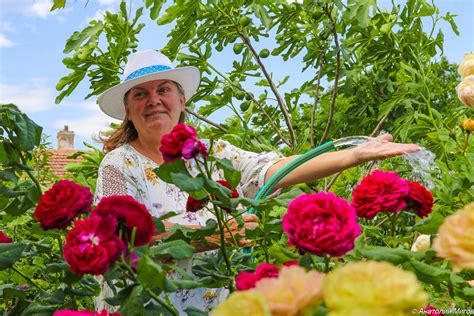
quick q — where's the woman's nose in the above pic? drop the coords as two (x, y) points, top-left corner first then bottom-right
(147, 90), (161, 105)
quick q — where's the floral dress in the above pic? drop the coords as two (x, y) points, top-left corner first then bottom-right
(94, 139), (281, 314)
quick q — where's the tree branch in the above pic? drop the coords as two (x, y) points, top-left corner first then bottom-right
(311, 49), (325, 147)
(238, 31), (297, 149)
(185, 108), (228, 133)
(369, 109), (391, 137)
(319, 6), (341, 145)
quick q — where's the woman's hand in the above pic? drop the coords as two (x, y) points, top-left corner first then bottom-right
(351, 134), (422, 164)
(206, 214), (259, 247)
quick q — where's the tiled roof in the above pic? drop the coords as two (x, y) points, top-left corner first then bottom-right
(48, 149), (84, 178)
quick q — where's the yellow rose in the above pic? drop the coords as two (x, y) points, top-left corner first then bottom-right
(211, 291), (271, 316)
(461, 118), (474, 133)
(458, 53), (474, 78)
(432, 202), (474, 272)
(324, 261), (428, 316)
(411, 234), (431, 252)
(254, 265), (325, 316)
(456, 75), (474, 108)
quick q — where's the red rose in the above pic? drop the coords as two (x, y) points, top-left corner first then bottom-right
(423, 306), (444, 316)
(0, 231), (12, 243)
(186, 196), (206, 212)
(159, 123), (208, 163)
(283, 192), (361, 257)
(54, 309), (121, 316)
(235, 263), (280, 291)
(93, 196), (156, 247)
(405, 181), (434, 218)
(64, 215), (125, 276)
(283, 260), (299, 267)
(351, 170), (409, 219)
(34, 180), (92, 230)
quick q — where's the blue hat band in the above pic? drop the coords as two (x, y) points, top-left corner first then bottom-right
(125, 65), (172, 82)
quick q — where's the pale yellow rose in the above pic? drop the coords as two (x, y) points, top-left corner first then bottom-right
(324, 261), (428, 316)
(411, 234), (431, 252)
(458, 53), (474, 78)
(211, 291), (271, 316)
(432, 202), (474, 272)
(456, 75), (474, 107)
(254, 265), (325, 316)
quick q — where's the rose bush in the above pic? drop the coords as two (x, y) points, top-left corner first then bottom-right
(282, 192), (361, 257)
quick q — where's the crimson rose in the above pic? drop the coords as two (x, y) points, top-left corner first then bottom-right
(405, 181), (434, 218)
(235, 263), (280, 291)
(34, 180), (92, 230)
(93, 196), (156, 247)
(283, 192), (361, 257)
(351, 170), (409, 219)
(64, 215), (125, 275)
(0, 230), (12, 243)
(159, 123), (208, 163)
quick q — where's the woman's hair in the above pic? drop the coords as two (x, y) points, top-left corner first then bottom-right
(98, 81), (186, 153)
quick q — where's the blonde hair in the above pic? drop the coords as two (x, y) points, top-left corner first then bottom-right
(99, 81), (186, 153)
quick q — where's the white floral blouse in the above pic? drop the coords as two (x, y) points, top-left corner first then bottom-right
(94, 139), (281, 313)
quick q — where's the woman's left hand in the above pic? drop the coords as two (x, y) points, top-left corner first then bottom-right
(351, 134), (422, 163)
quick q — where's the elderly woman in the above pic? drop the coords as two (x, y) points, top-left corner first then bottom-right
(95, 49), (420, 312)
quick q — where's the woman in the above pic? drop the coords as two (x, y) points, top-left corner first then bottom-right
(95, 49), (420, 312)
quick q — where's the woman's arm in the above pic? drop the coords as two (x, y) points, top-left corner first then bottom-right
(265, 134), (421, 190)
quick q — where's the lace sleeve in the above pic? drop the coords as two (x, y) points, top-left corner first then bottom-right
(213, 140), (283, 198)
(94, 149), (139, 204)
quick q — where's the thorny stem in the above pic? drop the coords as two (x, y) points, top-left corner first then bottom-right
(311, 49), (325, 147)
(319, 5), (341, 145)
(11, 266), (45, 291)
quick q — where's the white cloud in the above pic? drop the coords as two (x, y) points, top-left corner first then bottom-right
(0, 81), (53, 112)
(0, 33), (15, 47)
(0, 21), (15, 32)
(31, 0), (56, 19)
(52, 112), (120, 143)
(99, 0), (117, 6)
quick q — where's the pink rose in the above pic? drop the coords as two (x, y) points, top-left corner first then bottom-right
(405, 181), (434, 218)
(34, 180), (93, 230)
(424, 305), (444, 316)
(235, 263), (280, 291)
(64, 215), (125, 276)
(351, 170), (409, 219)
(93, 196), (156, 247)
(283, 192), (361, 257)
(159, 123), (208, 162)
(0, 230), (12, 243)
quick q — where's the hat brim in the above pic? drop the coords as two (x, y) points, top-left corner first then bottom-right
(98, 66), (200, 120)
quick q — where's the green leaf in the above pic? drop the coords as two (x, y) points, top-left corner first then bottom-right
(20, 303), (56, 316)
(150, 240), (195, 260)
(414, 211), (445, 234)
(154, 159), (189, 183)
(64, 21), (104, 54)
(409, 258), (450, 284)
(185, 306), (209, 316)
(136, 255), (166, 289)
(0, 243), (26, 270)
(268, 244), (300, 263)
(119, 285), (145, 316)
(359, 247), (422, 265)
(50, 0), (66, 11)
(170, 172), (204, 192)
(216, 158), (241, 189)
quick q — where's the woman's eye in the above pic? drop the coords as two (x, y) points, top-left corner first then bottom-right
(159, 87), (170, 93)
(134, 91), (146, 98)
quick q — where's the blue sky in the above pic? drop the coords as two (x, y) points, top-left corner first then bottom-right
(0, 0), (473, 150)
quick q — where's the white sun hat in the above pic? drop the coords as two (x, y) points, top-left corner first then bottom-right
(98, 49), (200, 120)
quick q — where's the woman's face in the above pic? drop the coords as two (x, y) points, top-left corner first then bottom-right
(125, 79), (185, 138)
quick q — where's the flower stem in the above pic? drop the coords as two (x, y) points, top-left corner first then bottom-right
(214, 206), (234, 292)
(11, 266), (44, 291)
(145, 288), (179, 316)
(56, 236), (64, 258)
(323, 254), (331, 273)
